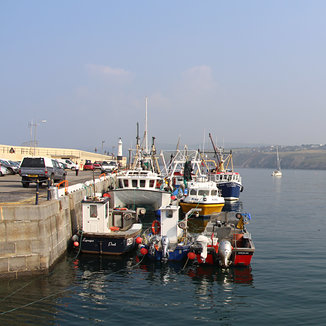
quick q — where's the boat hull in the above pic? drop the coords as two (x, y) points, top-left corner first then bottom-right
(142, 245), (191, 261)
(217, 182), (242, 201)
(195, 246), (254, 266)
(80, 229), (141, 255)
(179, 202), (224, 216)
(110, 189), (171, 211)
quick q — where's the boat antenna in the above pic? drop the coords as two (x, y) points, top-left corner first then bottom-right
(136, 122), (140, 147)
(209, 133), (220, 165)
(145, 96), (148, 154)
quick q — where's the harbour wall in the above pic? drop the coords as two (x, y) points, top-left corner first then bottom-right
(0, 144), (127, 168)
(0, 177), (113, 278)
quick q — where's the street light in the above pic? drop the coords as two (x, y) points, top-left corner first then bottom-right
(28, 119), (47, 155)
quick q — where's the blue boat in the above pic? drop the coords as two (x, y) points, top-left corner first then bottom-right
(138, 205), (199, 262)
(206, 133), (244, 201)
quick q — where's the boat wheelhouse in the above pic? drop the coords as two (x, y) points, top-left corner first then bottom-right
(179, 178), (225, 217)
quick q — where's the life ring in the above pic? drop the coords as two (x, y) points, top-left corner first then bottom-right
(151, 220), (161, 235)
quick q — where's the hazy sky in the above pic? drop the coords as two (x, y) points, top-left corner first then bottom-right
(1, 1), (326, 153)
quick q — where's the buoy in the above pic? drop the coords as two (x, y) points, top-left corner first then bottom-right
(171, 195), (176, 200)
(140, 247), (148, 255)
(187, 252), (196, 260)
(136, 237), (143, 244)
(73, 241), (79, 247)
(103, 193), (111, 198)
(110, 226), (120, 231)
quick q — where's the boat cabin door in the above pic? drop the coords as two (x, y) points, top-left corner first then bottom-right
(82, 198), (110, 234)
(160, 205), (180, 243)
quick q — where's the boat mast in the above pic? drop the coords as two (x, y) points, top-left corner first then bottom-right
(145, 96), (148, 154)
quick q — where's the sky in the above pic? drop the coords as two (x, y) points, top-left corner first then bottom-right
(1, 0), (326, 154)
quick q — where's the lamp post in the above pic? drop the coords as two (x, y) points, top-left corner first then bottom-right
(102, 140), (105, 154)
(28, 119), (47, 155)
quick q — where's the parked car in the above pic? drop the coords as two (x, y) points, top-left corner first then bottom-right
(83, 160), (94, 170)
(101, 161), (118, 173)
(19, 157), (67, 187)
(93, 161), (102, 169)
(0, 163), (10, 176)
(0, 159), (17, 174)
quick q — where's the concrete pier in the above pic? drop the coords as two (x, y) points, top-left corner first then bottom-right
(0, 177), (113, 278)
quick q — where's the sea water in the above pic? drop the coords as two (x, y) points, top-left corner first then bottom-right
(1, 168), (326, 325)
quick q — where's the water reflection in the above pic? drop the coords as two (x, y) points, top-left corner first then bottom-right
(0, 256), (77, 325)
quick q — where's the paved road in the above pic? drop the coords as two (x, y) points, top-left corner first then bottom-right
(0, 170), (104, 204)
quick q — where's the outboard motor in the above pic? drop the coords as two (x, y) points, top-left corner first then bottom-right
(196, 235), (210, 263)
(161, 236), (169, 261)
(218, 240), (232, 267)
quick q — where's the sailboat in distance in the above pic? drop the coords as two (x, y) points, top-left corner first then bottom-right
(271, 146), (282, 177)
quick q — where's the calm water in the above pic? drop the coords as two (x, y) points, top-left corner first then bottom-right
(1, 168), (326, 325)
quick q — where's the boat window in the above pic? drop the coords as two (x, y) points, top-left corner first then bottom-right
(166, 210), (173, 218)
(119, 180), (123, 188)
(105, 203), (108, 219)
(190, 189), (197, 196)
(132, 180), (138, 188)
(90, 205), (97, 218)
(149, 180), (155, 187)
(140, 180), (146, 188)
(123, 179), (128, 187)
(211, 190), (218, 196)
(113, 213), (123, 228)
(198, 190), (209, 196)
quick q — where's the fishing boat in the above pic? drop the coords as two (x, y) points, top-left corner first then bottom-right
(109, 99), (171, 211)
(188, 211), (255, 267)
(137, 205), (200, 262)
(271, 146), (282, 177)
(72, 194), (144, 255)
(179, 177), (225, 217)
(110, 169), (171, 211)
(205, 133), (243, 201)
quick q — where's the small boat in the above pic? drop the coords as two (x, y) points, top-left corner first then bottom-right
(137, 205), (199, 262)
(272, 146), (282, 177)
(188, 212), (255, 267)
(179, 177), (225, 217)
(72, 194), (144, 255)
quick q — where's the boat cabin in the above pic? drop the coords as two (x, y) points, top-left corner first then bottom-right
(117, 170), (162, 190)
(82, 196), (138, 234)
(213, 172), (241, 183)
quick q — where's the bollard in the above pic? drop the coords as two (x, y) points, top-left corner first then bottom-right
(35, 180), (39, 205)
(47, 177), (51, 200)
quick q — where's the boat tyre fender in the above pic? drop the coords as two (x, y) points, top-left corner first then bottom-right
(178, 221), (187, 230)
(151, 220), (161, 235)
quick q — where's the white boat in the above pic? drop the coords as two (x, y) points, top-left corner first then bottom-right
(110, 98), (171, 211)
(272, 146), (282, 177)
(72, 194), (144, 255)
(179, 177), (225, 217)
(110, 169), (171, 211)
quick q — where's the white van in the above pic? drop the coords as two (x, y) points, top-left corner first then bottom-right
(58, 159), (78, 170)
